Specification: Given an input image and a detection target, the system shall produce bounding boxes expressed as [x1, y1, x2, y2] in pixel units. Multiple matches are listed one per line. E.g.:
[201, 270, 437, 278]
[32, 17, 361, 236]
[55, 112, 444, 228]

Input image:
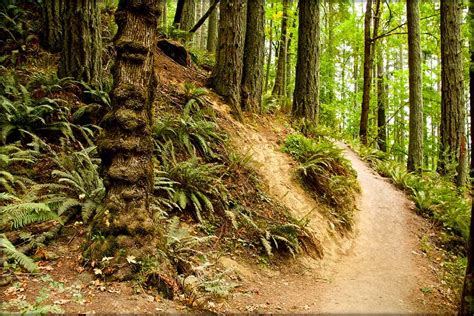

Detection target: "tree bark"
[407, 0, 424, 173]
[272, 0, 289, 100]
[241, 0, 265, 113]
[439, 0, 467, 186]
[291, 0, 320, 121]
[40, 0, 63, 53]
[174, 0, 185, 26]
[92, 0, 161, 280]
[211, 0, 246, 118]
[180, 0, 196, 31]
[264, 2, 274, 92]
[376, 43, 387, 152]
[58, 0, 102, 88]
[206, 1, 218, 53]
[359, 0, 381, 145]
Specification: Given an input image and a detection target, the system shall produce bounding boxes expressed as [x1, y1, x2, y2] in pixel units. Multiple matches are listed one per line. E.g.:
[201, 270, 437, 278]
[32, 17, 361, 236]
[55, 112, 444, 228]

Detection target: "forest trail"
[214, 111, 444, 313]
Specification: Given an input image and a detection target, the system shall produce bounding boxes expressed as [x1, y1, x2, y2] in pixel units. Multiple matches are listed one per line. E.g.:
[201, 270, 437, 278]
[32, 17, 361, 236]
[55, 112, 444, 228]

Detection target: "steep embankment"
[207, 106, 447, 313]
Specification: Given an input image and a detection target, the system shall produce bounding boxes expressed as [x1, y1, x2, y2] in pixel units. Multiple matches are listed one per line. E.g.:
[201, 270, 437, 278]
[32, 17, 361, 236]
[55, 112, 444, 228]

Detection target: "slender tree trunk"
[376, 43, 387, 152]
[174, 0, 185, 26]
[195, 0, 202, 46]
[40, 0, 63, 53]
[199, 0, 208, 48]
[92, 0, 161, 280]
[407, 0, 424, 173]
[206, 1, 218, 53]
[161, 0, 168, 30]
[292, 0, 320, 121]
[264, 3, 274, 92]
[359, 0, 381, 145]
[58, 0, 102, 88]
[327, 0, 336, 105]
[211, 0, 246, 118]
[241, 0, 265, 113]
[460, 0, 474, 311]
[272, 0, 289, 100]
[439, 0, 467, 186]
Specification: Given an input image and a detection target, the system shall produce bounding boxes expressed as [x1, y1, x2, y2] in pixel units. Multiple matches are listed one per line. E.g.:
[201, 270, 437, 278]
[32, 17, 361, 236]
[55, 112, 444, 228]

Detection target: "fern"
[0, 233, 38, 272]
[161, 155, 228, 223]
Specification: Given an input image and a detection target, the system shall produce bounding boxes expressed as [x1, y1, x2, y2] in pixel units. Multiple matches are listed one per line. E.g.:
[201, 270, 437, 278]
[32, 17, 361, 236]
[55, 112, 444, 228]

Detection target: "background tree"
[407, 0, 423, 173]
[359, 0, 381, 144]
[292, 0, 320, 121]
[272, 0, 289, 101]
[92, 0, 161, 278]
[58, 0, 102, 88]
[376, 42, 387, 152]
[211, 0, 246, 118]
[181, 0, 196, 31]
[241, 0, 265, 113]
[40, 0, 62, 53]
[439, 0, 467, 186]
[206, 1, 218, 53]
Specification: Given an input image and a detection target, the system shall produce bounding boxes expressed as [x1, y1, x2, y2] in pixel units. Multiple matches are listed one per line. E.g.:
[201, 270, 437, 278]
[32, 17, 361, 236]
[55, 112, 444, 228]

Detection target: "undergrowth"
[282, 133, 359, 231]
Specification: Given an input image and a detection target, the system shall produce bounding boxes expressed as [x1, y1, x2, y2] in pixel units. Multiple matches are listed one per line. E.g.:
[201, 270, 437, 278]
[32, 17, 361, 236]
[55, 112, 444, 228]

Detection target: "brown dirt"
[206, 105, 451, 313]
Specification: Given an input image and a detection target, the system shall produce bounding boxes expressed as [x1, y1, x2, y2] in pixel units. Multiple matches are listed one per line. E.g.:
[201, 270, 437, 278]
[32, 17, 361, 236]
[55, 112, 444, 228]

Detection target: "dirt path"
[214, 113, 444, 313]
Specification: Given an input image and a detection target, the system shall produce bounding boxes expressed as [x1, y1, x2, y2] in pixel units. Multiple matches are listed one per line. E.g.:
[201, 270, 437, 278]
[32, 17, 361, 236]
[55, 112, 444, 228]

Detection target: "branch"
[189, 0, 221, 33]
[371, 13, 438, 42]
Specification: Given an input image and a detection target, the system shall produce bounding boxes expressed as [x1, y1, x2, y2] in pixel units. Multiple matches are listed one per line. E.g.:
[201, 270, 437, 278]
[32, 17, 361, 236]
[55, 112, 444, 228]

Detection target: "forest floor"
[208, 108, 452, 313]
[1, 48, 455, 314]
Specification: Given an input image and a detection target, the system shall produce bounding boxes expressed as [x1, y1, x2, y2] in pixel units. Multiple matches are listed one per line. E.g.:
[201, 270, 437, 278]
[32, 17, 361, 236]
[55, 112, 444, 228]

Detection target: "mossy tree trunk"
[438, 0, 467, 187]
[58, 0, 102, 88]
[241, 0, 264, 113]
[272, 0, 289, 100]
[291, 0, 320, 121]
[460, 0, 474, 312]
[91, 0, 161, 280]
[40, 0, 63, 53]
[211, 0, 246, 118]
[407, 0, 424, 173]
[206, 1, 218, 53]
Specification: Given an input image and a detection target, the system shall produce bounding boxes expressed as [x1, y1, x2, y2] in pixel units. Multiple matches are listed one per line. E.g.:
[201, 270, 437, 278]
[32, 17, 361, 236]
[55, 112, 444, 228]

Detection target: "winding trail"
[215, 113, 444, 313]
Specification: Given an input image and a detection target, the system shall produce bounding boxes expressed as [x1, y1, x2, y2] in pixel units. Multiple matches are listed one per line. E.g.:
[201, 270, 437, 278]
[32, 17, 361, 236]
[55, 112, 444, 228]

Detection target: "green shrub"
[283, 133, 359, 230]
[160, 155, 228, 223]
[357, 144, 470, 248]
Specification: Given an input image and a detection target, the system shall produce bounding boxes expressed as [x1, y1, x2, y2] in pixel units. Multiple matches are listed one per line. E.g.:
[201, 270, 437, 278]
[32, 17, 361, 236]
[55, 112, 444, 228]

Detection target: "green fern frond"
[0, 234, 38, 272]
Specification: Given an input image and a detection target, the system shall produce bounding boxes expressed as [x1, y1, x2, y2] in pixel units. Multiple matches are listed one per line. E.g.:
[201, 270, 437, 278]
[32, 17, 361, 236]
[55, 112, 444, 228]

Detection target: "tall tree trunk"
[180, 0, 196, 30]
[195, 0, 202, 46]
[272, 0, 289, 100]
[292, 0, 320, 121]
[206, 1, 218, 53]
[359, 0, 381, 145]
[376, 43, 387, 152]
[407, 0, 424, 173]
[160, 0, 167, 30]
[211, 0, 246, 118]
[92, 0, 161, 279]
[241, 0, 265, 113]
[58, 0, 102, 88]
[199, 0, 208, 48]
[40, 0, 63, 53]
[174, 0, 185, 26]
[264, 3, 274, 92]
[326, 0, 336, 105]
[460, 0, 474, 311]
[439, 0, 467, 186]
